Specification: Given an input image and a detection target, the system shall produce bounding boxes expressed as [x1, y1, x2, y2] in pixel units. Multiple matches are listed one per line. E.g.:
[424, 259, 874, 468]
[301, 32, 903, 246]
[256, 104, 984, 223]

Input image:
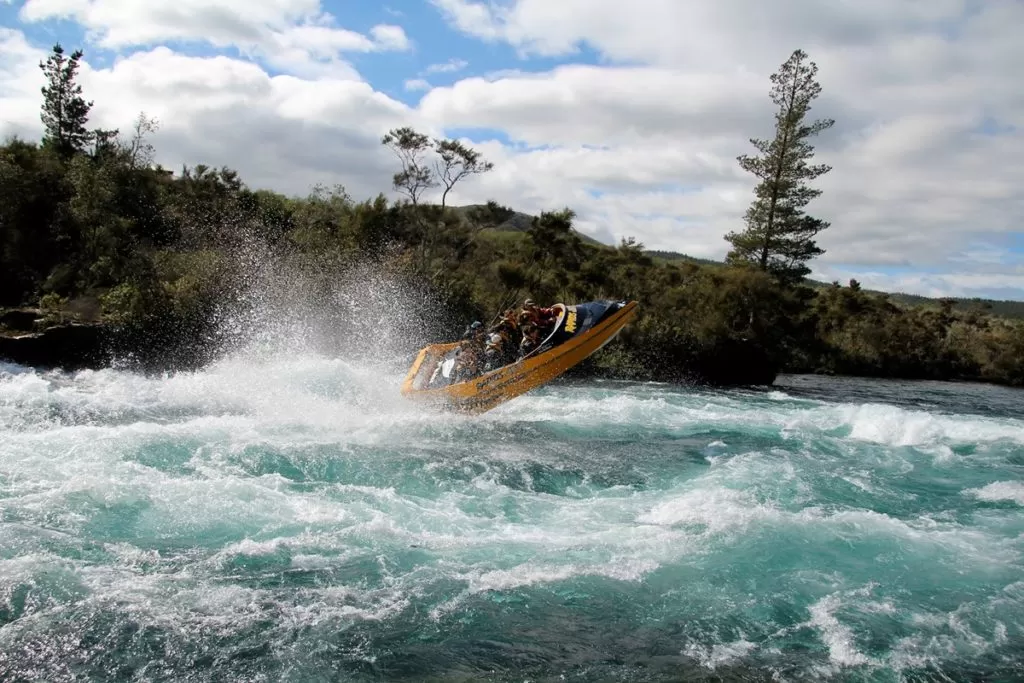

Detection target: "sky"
[1, 0, 1022, 301]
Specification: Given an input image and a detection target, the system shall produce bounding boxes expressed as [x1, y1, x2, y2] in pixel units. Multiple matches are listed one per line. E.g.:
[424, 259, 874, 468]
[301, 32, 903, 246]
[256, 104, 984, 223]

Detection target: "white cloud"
[404, 78, 431, 92]
[400, 59, 469, 98]
[429, 0, 501, 41]
[370, 24, 410, 51]
[18, 0, 411, 79]
[418, 65, 767, 146]
[0, 28, 46, 139]
[430, 0, 970, 65]
[425, 58, 468, 74]
[273, 25, 376, 55]
[20, 0, 320, 47]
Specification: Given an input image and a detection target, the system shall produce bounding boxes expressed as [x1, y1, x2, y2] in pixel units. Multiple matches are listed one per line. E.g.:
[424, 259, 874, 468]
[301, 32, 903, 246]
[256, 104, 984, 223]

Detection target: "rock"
[690, 337, 780, 386]
[0, 323, 111, 371]
[564, 337, 779, 387]
[0, 309, 42, 332]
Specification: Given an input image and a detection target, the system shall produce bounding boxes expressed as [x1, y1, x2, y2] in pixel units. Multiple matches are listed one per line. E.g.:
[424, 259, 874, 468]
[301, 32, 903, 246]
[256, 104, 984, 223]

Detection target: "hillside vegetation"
[644, 247, 1024, 320]
[1, 44, 1022, 388]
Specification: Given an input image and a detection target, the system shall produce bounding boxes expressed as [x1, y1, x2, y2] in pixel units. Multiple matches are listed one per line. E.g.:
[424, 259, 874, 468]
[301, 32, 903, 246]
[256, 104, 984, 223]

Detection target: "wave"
[2, 351, 1023, 680]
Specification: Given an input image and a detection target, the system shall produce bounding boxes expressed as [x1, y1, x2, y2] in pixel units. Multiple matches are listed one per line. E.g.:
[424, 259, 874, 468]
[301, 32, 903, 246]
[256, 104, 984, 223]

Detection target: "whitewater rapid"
[1, 353, 1022, 681]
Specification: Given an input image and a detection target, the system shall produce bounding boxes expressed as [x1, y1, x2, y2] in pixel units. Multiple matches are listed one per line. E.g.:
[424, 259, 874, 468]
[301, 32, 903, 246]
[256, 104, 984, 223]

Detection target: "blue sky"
[1, 0, 1022, 300]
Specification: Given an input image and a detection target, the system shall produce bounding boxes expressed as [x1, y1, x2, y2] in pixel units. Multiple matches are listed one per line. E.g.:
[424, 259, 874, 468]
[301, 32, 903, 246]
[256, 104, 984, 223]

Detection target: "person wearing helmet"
[441, 320, 482, 381]
[455, 342, 482, 381]
[521, 299, 558, 333]
[483, 330, 506, 371]
[495, 308, 519, 334]
[521, 299, 538, 321]
[487, 312, 520, 368]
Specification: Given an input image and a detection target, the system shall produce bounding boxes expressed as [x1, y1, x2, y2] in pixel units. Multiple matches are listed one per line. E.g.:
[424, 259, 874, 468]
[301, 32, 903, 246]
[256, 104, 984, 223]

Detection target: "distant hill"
[450, 204, 606, 247]
[451, 206, 1024, 319]
[645, 249, 1024, 319]
[873, 291, 1024, 319]
[644, 250, 724, 267]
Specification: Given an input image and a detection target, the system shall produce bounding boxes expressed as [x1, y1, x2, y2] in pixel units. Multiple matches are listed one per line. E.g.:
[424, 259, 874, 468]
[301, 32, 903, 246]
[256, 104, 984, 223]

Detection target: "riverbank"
[6, 308, 1024, 393]
[0, 310, 782, 387]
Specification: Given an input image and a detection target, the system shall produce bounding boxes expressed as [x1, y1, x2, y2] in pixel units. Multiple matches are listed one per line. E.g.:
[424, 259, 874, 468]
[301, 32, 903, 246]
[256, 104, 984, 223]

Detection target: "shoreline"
[3, 318, 1022, 392]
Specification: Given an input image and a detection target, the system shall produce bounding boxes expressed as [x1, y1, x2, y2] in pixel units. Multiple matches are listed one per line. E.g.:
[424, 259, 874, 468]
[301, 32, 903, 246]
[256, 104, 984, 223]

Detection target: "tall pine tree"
[40, 43, 94, 158]
[725, 49, 834, 283]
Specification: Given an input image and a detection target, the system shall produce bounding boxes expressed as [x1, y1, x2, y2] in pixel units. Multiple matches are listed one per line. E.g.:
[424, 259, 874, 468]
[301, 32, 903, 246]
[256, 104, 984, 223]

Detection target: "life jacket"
[522, 305, 557, 328]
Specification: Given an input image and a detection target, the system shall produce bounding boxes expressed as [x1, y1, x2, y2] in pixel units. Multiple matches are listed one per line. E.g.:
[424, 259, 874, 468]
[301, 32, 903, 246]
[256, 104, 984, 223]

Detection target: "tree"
[91, 128, 120, 159]
[40, 43, 94, 158]
[527, 208, 583, 272]
[725, 48, 835, 283]
[381, 127, 436, 206]
[124, 112, 160, 169]
[465, 200, 514, 228]
[433, 138, 494, 209]
[381, 128, 495, 209]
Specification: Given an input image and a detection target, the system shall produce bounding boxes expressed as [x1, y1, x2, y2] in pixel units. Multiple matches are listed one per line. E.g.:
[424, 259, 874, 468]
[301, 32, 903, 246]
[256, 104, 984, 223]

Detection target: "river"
[1, 350, 1022, 681]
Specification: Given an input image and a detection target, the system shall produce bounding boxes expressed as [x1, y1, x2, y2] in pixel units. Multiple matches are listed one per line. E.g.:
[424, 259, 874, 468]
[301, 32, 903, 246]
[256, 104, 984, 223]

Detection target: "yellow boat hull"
[401, 300, 638, 414]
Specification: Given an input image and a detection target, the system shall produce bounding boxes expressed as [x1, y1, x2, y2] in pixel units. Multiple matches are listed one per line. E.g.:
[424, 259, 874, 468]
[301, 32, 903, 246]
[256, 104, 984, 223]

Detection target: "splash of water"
[200, 243, 457, 371]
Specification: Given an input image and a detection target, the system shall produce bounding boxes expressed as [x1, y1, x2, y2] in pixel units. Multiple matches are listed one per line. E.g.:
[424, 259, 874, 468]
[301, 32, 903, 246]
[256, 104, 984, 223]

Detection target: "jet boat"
[401, 300, 638, 414]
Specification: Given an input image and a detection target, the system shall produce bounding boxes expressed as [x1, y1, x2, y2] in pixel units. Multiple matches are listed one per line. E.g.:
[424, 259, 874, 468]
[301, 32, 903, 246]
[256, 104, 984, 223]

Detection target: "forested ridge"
[647, 247, 1024, 320]
[2, 45, 1022, 388]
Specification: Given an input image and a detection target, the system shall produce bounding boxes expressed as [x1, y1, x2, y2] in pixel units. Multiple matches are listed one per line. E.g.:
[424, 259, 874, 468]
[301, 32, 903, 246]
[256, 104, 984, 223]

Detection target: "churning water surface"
[1, 351, 1023, 682]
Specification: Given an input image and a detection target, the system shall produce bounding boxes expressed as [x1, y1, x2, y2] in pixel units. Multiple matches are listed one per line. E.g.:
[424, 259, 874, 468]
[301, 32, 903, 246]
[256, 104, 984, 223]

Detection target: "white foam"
[807, 591, 877, 668]
[492, 381, 1024, 453]
[965, 481, 1024, 505]
[638, 487, 777, 535]
[467, 557, 658, 594]
[3, 353, 1023, 678]
[887, 599, 1006, 674]
[684, 638, 758, 670]
[428, 557, 660, 619]
[842, 402, 1024, 447]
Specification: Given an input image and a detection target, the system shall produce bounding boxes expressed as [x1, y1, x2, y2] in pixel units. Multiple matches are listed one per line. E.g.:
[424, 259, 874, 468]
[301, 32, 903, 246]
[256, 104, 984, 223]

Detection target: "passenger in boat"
[519, 310, 547, 347]
[454, 341, 482, 381]
[525, 299, 556, 316]
[453, 321, 487, 380]
[519, 323, 542, 358]
[483, 331, 505, 371]
[498, 308, 520, 334]
[483, 314, 520, 371]
[517, 310, 533, 330]
[521, 299, 558, 332]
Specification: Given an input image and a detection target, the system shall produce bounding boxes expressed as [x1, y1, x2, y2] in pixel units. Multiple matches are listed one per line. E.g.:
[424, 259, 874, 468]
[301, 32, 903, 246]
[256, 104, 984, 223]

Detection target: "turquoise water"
[1, 354, 1022, 681]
